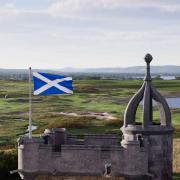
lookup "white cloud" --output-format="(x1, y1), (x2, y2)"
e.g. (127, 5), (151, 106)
(1, 0), (179, 20)
(47, 0), (180, 16)
(49, 24), (180, 44)
(0, 3), (19, 16)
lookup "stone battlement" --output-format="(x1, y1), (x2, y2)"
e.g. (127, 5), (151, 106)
(18, 129), (148, 179)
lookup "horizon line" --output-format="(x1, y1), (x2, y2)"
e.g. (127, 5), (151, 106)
(0, 64), (180, 70)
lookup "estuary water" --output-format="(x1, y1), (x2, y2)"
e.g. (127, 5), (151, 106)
(166, 97), (180, 108)
(140, 97), (180, 108)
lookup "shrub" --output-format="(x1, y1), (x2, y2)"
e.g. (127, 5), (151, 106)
(0, 150), (20, 180)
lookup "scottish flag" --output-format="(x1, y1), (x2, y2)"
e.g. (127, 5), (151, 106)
(33, 72), (73, 95)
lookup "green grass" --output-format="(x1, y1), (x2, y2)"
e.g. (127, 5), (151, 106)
(0, 79), (180, 148)
(173, 173), (180, 179)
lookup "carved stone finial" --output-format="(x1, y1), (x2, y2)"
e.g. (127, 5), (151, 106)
(144, 53), (153, 64)
(144, 53), (152, 81)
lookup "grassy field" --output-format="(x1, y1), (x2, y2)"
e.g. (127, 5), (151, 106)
(0, 79), (180, 144)
(0, 79), (180, 179)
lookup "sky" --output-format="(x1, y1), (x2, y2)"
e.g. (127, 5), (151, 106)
(0, 0), (180, 69)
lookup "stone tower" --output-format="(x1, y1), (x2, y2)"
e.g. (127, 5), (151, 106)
(17, 54), (173, 180)
(121, 54), (174, 180)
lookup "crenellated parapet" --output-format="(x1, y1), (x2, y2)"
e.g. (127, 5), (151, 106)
(18, 128), (148, 179)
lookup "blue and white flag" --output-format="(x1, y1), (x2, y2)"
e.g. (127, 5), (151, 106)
(32, 72), (73, 95)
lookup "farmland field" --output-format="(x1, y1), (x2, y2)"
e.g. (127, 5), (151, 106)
(0, 79), (179, 179)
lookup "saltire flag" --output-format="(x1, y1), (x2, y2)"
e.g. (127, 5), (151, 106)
(32, 72), (73, 95)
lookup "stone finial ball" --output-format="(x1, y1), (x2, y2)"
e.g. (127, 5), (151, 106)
(144, 53), (153, 64)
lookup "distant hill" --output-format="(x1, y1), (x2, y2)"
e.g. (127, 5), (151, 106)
(58, 65), (180, 74)
(0, 65), (180, 75)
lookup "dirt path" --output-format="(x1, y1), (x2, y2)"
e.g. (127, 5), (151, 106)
(58, 112), (117, 120)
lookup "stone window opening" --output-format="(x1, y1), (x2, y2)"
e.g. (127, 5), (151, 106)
(137, 134), (144, 147)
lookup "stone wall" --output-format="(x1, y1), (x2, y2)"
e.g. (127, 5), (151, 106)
(18, 135), (148, 179)
(34, 176), (125, 180)
(173, 138), (180, 173)
(38, 145), (124, 175)
(148, 134), (173, 180)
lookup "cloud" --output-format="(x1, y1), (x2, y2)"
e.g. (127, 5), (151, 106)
(0, 3), (19, 16)
(1, 0), (179, 21)
(47, 0), (180, 17)
(49, 25), (180, 44)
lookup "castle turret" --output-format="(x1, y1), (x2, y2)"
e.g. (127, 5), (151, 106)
(121, 54), (174, 180)
(17, 54), (174, 180)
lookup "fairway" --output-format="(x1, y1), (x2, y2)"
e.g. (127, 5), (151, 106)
(0, 79), (180, 146)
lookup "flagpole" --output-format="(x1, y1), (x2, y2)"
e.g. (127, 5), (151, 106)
(29, 67), (32, 139)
